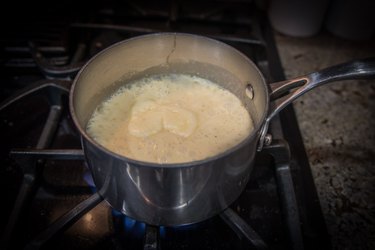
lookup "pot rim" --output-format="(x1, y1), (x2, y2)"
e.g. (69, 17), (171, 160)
(69, 32), (270, 168)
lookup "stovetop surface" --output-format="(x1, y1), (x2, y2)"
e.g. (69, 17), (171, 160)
(0, 1), (330, 249)
(0, 87), (285, 249)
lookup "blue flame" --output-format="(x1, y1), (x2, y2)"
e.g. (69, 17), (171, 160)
(112, 209), (123, 217)
(123, 216), (145, 237)
(159, 226), (166, 238)
(123, 216), (137, 230)
(112, 209), (204, 240)
(83, 169), (97, 193)
(171, 222), (200, 231)
(159, 222), (202, 239)
(112, 210), (145, 238)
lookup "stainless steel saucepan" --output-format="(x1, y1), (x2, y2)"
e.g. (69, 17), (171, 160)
(69, 33), (375, 226)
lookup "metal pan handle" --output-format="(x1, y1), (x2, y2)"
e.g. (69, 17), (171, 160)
(257, 57), (375, 151)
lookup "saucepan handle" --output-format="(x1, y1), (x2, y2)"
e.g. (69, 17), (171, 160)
(257, 57), (375, 151)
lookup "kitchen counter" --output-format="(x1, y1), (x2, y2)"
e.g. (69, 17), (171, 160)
(274, 32), (375, 250)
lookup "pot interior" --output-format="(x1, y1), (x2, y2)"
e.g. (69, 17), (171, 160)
(71, 33), (269, 156)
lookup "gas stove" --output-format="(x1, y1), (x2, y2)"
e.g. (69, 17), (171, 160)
(0, 1), (330, 249)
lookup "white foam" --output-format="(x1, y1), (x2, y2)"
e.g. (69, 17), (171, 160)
(87, 74), (253, 163)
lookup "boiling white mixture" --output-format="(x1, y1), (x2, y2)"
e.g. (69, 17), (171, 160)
(87, 74), (253, 163)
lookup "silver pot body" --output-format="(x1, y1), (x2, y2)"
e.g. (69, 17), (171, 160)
(70, 33), (375, 226)
(70, 33), (272, 226)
